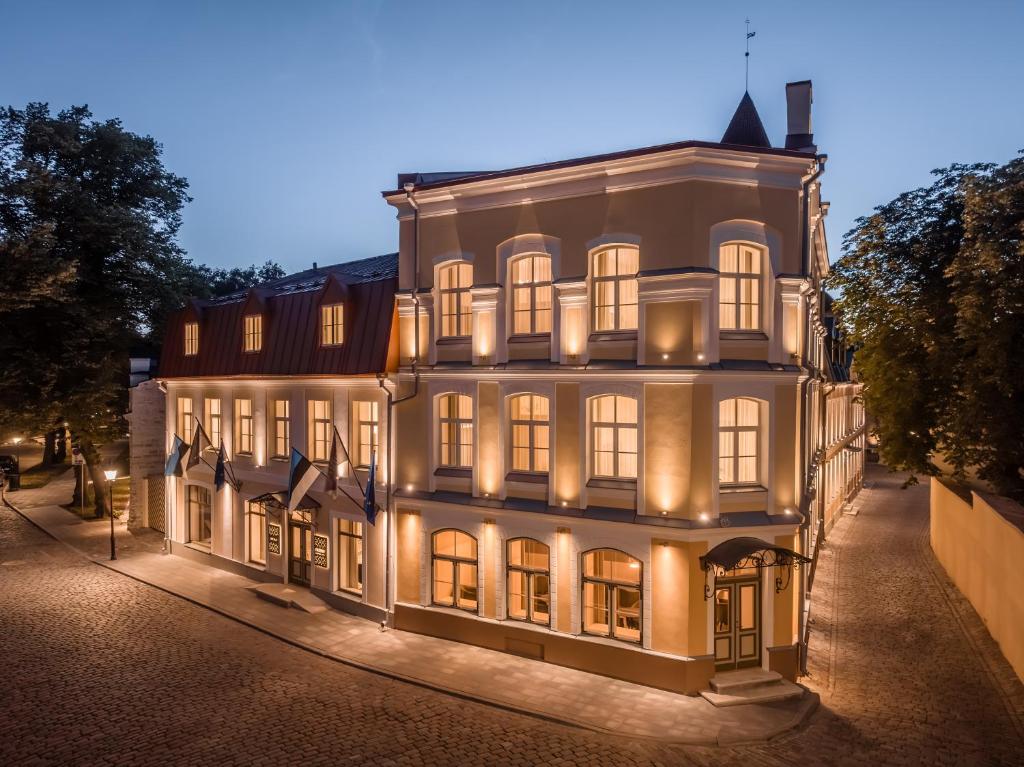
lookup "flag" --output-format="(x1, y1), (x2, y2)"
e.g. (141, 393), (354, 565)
(287, 448), (320, 512)
(325, 427), (340, 497)
(164, 435), (190, 477)
(214, 444), (228, 491)
(363, 450), (378, 525)
(187, 418), (212, 470)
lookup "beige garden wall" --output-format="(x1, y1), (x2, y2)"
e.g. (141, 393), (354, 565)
(930, 478), (1024, 682)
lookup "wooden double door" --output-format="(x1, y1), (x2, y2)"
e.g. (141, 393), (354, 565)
(713, 577), (761, 670)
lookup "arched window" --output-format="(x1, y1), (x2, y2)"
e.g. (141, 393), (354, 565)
(581, 549), (641, 642)
(438, 262), (473, 338)
(591, 246), (639, 332)
(719, 243), (763, 331)
(590, 395), (638, 479)
(719, 397), (760, 486)
(432, 529), (478, 612)
(438, 393), (473, 469)
(509, 394), (549, 473)
(510, 255), (552, 335)
(506, 538), (550, 625)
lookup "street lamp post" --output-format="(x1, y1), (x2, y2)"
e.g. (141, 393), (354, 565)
(103, 469), (118, 561)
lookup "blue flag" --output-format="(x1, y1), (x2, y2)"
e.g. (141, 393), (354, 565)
(363, 450), (377, 525)
(213, 444), (228, 491)
(164, 435), (190, 477)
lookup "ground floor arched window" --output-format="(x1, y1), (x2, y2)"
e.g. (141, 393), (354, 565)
(506, 537), (550, 625)
(581, 548), (641, 643)
(432, 529), (478, 612)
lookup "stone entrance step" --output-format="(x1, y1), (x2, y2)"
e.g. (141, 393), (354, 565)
(701, 668), (804, 708)
(248, 583), (329, 613)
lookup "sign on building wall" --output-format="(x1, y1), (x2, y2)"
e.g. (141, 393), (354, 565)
(313, 534), (329, 569)
(268, 523), (282, 556)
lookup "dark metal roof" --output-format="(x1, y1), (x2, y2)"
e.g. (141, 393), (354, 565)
(700, 536), (809, 572)
(159, 254), (398, 379)
(721, 92), (772, 148)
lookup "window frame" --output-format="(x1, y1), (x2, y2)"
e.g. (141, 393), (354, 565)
(505, 537), (551, 626)
(353, 400), (379, 470)
(437, 393), (473, 469)
(509, 254), (553, 336)
(591, 246), (639, 333)
(206, 398), (222, 448)
(308, 398), (332, 463)
(437, 262), (473, 339)
(187, 485), (212, 547)
(508, 393), (550, 475)
(177, 396), (194, 440)
(247, 500), (266, 565)
(242, 314), (263, 353)
(270, 398), (290, 459)
(588, 394), (638, 481)
(337, 517), (364, 595)
(580, 548), (643, 644)
(184, 322), (199, 356)
(431, 529), (479, 613)
(718, 397), (761, 488)
(320, 303), (344, 346)
(718, 242), (764, 332)
(235, 397), (254, 455)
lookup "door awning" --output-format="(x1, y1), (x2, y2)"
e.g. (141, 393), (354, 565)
(250, 491), (321, 512)
(700, 536), (810, 573)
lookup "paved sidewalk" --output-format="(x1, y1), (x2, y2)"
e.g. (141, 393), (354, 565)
(6, 471), (815, 747)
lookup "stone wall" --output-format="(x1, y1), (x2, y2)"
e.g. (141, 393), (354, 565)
(128, 379), (166, 530)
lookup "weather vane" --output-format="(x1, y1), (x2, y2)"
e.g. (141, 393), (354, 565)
(745, 19), (756, 91)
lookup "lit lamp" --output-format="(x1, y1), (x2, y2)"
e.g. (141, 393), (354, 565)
(103, 469), (118, 561)
(12, 437), (22, 446)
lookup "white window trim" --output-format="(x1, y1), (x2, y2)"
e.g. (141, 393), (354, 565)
(432, 256), (475, 342)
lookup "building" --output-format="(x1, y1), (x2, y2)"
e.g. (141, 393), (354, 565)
(134, 79), (864, 697)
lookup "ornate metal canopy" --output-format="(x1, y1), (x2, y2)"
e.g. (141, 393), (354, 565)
(700, 536), (811, 599)
(249, 491), (321, 513)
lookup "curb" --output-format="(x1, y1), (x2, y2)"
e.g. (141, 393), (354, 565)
(3, 494), (819, 747)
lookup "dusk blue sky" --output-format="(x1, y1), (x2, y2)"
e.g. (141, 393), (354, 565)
(4, 1), (1021, 273)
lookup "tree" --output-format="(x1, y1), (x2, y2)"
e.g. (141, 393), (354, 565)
(0, 104), (281, 513)
(829, 153), (1024, 500)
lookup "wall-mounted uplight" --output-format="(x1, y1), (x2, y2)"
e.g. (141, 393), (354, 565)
(696, 353), (705, 362)
(560, 500), (567, 507)
(661, 353), (669, 360)
(405, 484), (413, 493)
(784, 507), (794, 516)
(698, 511), (709, 522)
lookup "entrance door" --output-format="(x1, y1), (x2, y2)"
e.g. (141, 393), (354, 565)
(713, 577), (761, 670)
(289, 522), (312, 587)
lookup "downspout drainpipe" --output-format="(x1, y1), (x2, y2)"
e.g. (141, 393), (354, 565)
(797, 154), (825, 676)
(379, 182), (422, 627)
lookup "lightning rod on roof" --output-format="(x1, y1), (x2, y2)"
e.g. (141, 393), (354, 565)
(745, 19), (756, 91)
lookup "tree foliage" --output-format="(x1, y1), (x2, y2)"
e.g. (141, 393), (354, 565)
(829, 153), (1024, 499)
(0, 103), (281, 509)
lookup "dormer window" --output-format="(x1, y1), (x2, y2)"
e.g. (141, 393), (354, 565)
(438, 262), (472, 338)
(184, 322), (199, 356)
(321, 303), (344, 346)
(243, 314), (262, 352)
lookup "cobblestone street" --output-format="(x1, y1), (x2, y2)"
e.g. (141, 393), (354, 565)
(2, 464), (1022, 765)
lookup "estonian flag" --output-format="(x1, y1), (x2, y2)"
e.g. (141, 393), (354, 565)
(287, 448), (320, 512)
(363, 450), (378, 525)
(187, 418), (212, 470)
(325, 428), (340, 498)
(164, 435), (190, 477)
(214, 444), (228, 491)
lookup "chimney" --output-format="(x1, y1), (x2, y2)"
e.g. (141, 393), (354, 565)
(785, 80), (815, 152)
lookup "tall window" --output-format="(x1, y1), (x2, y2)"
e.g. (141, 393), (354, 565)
(184, 322), (199, 356)
(438, 393), (472, 469)
(308, 399), (332, 462)
(337, 518), (363, 594)
(432, 529), (478, 612)
(719, 243), (762, 331)
(235, 398), (253, 455)
(247, 501), (266, 565)
(592, 246), (639, 332)
(590, 395), (638, 480)
(719, 397), (760, 486)
(321, 303), (344, 346)
(438, 262), (473, 338)
(507, 538), (550, 625)
(243, 314), (262, 352)
(582, 549), (641, 643)
(509, 394), (549, 473)
(271, 399), (290, 458)
(511, 255), (552, 335)
(187, 485), (212, 546)
(206, 398), (222, 447)
(354, 400), (379, 469)
(177, 397), (193, 439)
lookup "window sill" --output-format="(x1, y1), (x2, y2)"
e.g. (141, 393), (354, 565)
(436, 336), (471, 346)
(577, 630), (642, 648)
(269, 456), (289, 463)
(429, 602), (480, 617)
(246, 560), (267, 571)
(506, 471), (548, 485)
(435, 467), (472, 479)
(719, 484), (766, 494)
(185, 542), (212, 555)
(719, 331), (768, 341)
(587, 477), (637, 491)
(589, 331), (638, 343)
(508, 333), (551, 344)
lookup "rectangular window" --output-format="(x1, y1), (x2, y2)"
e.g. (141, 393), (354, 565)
(719, 244), (762, 331)
(590, 395), (638, 480)
(509, 394), (549, 473)
(337, 518), (364, 594)
(206, 398), (222, 447)
(511, 256), (553, 335)
(308, 399), (332, 462)
(187, 485), (212, 546)
(247, 501), (266, 565)
(353, 400), (379, 469)
(321, 304), (344, 346)
(235, 398), (253, 455)
(438, 262), (473, 338)
(270, 399), (290, 458)
(177, 397), (193, 439)
(243, 314), (262, 352)
(438, 393), (473, 469)
(184, 322), (199, 356)
(719, 397), (760, 486)
(592, 247), (639, 332)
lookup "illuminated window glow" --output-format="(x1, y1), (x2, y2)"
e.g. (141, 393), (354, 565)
(321, 304), (344, 346)
(582, 549), (641, 643)
(719, 243), (762, 330)
(592, 246), (639, 332)
(509, 394), (549, 473)
(184, 322), (199, 356)
(506, 538), (550, 625)
(438, 262), (473, 338)
(337, 518), (363, 594)
(235, 398), (253, 454)
(308, 399), (332, 462)
(510, 255), (552, 335)
(590, 395), (638, 479)
(188, 485), (212, 546)
(177, 397), (193, 439)
(432, 529), (478, 612)
(271, 399), (290, 458)
(438, 393), (473, 468)
(247, 501), (266, 564)
(206, 398), (222, 447)
(354, 400), (379, 469)
(243, 314), (262, 352)
(719, 397), (760, 486)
